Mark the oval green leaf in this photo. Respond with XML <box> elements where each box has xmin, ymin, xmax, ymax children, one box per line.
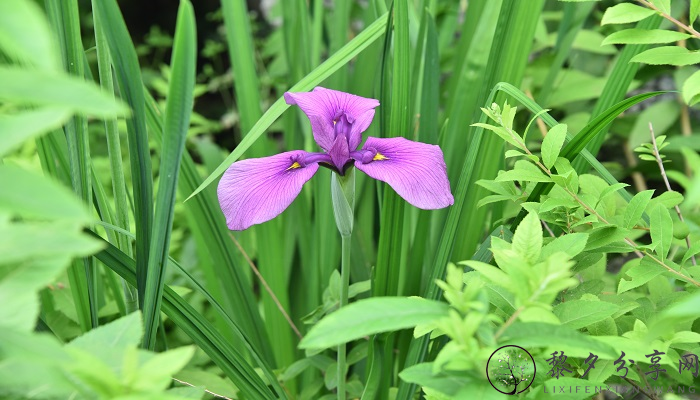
<box><xmin>601</xmin><ymin>3</ymin><xmax>656</xmax><ymax>25</ymax></box>
<box><xmin>300</xmin><ymin>297</ymin><xmax>449</xmax><ymax>350</ymax></box>
<box><xmin>602</xmin><ymin>29</ymin><xmax>691</xmax><ymax>45</ymax></box>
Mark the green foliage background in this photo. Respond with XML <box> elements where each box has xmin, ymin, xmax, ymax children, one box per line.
<box><xmin>1</xmin><ymin>0</ymin><xmax>700</xmax><ymax>399</ymax></box>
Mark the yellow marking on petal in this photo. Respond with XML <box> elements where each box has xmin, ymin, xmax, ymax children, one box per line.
<box><xmin>286</xmin><ymin>162</ymin><xmax>301</xmax><ymax>171</ymax></box>
<box><xmin>373</xmin><ymin>152</ymin><xmax>388</xmax><ymax>161</ymax></box>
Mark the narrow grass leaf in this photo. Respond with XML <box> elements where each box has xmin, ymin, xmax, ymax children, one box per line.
<box><xmin>221</xmin><ymin>0</ymin><xmax>262</xmax><ymax>137</ymax></box>
<box><xmin>142</xmin><ymin>0</ymin><xmax>197</xmax><ymax>350</ymax></box>
<box><xmin>92</xmin><ymin>0</ymin><xmax>154</xmax><ymax>311</ymax></box>
<box><xmin>44</xmin><ymin>0</ymin><xmax>98</xmax><ymax>330</ymax></box>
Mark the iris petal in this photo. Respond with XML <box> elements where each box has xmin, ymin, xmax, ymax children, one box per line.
<box><xmin>284</xmin><ymin>87</ymin><xmax>379</xmax><ymax>151</ymax></box>
<box><xmin>218</xmin><ymin>151</ymin><xmax>319</xmax><ymax>230</ymax></box>
<box><xmin>354</xmin><ymin>137</ymin><xmax>454</xmax><ymax>209</ymax></box>
<box><xmin>328</xmin><ymin>133</ymin><xmax>350</xmax><ymax>171</ymax></box>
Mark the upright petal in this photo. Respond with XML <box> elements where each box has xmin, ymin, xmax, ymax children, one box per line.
<box><xmin>284</xmin><ymin>87</ymin><xmax>379</xmax><ymax>151</ymax></box>
<box><xmin>328</xmin><ymin>133</ymin><xmax>351</xmax><ymax>171</ymax></box>
<box><xmin>218</xmin><ymin>151</ymin><xmax>319</xmax><ymax>230</ymax></box>
<box><xmin>354</xmin><ymin>137</ymin><xmax>454</xmax><ymax>209</ymax></box>
<box><xmin>347</xmin><ymin>108</ymin><xmax>376</xmax><ymax>150</ymax></box>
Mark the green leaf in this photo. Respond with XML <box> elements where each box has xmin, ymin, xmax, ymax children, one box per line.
<box><xmin>495</xmin><ymin>160</ymin><xmax>552</xmax><ymax>183</ymax></box>
<box><xmin>692</xmin><ymin>0</ymin><xmax>700</xmax><ymax>24</ymax></box>
<box><xmin>631</xmin><ymin>46</ymin><xmax>700</xmax><ymax>66</ymax></box>
<box><xmin>584</xmin><ymin>226</ymin><xmax>629</xmax><ymax>251</ymax></box>
<box><xmin>541</xmin><ymin>124</ymin><xmax>567</xmax><ymax>169</ymax></box>
<box><xmin>0</xmin><ymin>108</ymin><xmax>72</xmax><ymax>157</ymax></box>
<box><xmin>669</xmin><ymin>331</ymin><xmax>700</xmax><ymax>344</ymax></box>
<box><xmin>471</xmin><ymin>123</ymin><xmax>525</xmax><ymax>150</ymax></box>
<box><xmin>0</xmin><ymin>222</ymin><xmax>103</xmax><ymax>267</ymax></box>
<box><xmin>650</xmin><ymin>204</ymin><xmax>673</xmax><ymax>261</ymax></box>
<box><xmin>601</xmin><ymin>3</ymin><xmax>656</xmax><ymax>25</ymax></box>
<box><xmin>68</xmin><ymin>311</ymin><xmax>143</xmax><ymax>372</ymax></box>
<box><xmin>398</xmin><ymin>363</ymin><xmax>468</xmax><ymax>396</ymax></box>
<box><xmin>69</xmin><ymin>311</ymin><xmax>142</xmax><ymax>351</ymax></box>
<box><xmin>682</xmin><ymin>241</ymin><xmax>700</xmax><ymax>266</ymax></box>
<box><xmin>300</xmin><ymin>297</ymin><xmax>450</xmax><ymax>349</ymax></box>
<box><xmin>645</xmin><ymin>295</ymin><xmax>700</xmax><ymax>344</ymax></box>
<box><xmin>499</xmin><ymin>322</ymin><xmax>617</xmax><ymax>357</ymax></box>
<box><xmin>0</xmin><ymin>221</ymin><xmax>103</xmax><ymax>332</ymax></box>
<box><xmin>462</xmin><ymin>261</ymin><xmax>513</xmax><ymax>292</ymax></box>
<box><xmin>511</xmin><ymin>212</ymin><xmax>542</xmax><ymax>264</ymax></box>
<box><xmin>647</xmin><ymin>190</ymin><xmax>683</xmax><ymax>210</ymax></box>
<box><xmin>540</xmin><ymin>233</ymin><xmax>588</xmax><ymax>260</ymax></box>
<box><xmin>682</xmin><ymin>69</ymin><xmax>700</xmax><ymax>106</ymax></box>
<box><xmin>623</xmin><ymin>190</ymin><xmax>654</xmax><ymax>229</ymax></box>
<box><xmin>93</xmin><ymin>0</ymin><xmax>154</xmax><ymax>318</ymax></box>
<box><xmin>650</xmin><ymin>0</ymin><xmax>671</xmax><ymax>14</ymax></box>
<box><xmin>618</xmin><ymin>257</ymin><xmax>665</xmax><ymax>293</ymax></box>
<box><xmin>0</xmin><ymin>166</ymin><xmax>92</xmax><ymax>223</ymax></box>
<box><xmin>220</xmin><ymin>0</ymin><xmax>263</xmax><ymax>135</ymax></box>
<box><xmin>0</xmin><ymin>0</ymin><xmax>60</xmax><ymax>70</ymax></box>
<box><xmin>570</xmin><ymin>30</ymin><xmax>617</xmax><ymax>55</ymax></box>
<box><xmin>142</xmin><ymin>0</ymin><xmax>197</xmax><ymax>351</ymax></box>
<box><xmin>553</xmin><ymin>300</ymin><xmax>620</xmax><ymax>329</ymax></box>
<box><xmin>602</xmin><ymin>29</ymin><xmax>691</xmax><ymax>45</ymax></box>
<box><xmin>0</xmin><ymin>66</ymin><xmax>128</xmax><ymax>117</ymax></box>
<box><xmin>136</xmin><ymin>346</ymin><xmax>196</xmax><ymax>392</ymax></box>
<box><xmin>174</xmin><ymin>370</ymin><xmax>237</xmax><ymax>399</ymax></box>
<box><xmin>598</xmin><ymin>182</ymin><xmax>629</xmax><ymax>202</ymax></box>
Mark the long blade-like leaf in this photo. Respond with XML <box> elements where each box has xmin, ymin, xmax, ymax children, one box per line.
<box><xmin>44</xmin><ymin>0</ymin><xmax>97</xmax><ymax>331</ymax></box>
<box><xmin>141</xmin><ymin>0</ymin><xmax>197</xmax><ymax>350</ymax></box>
<box><xmin>92</xmin><ymin>0</ymin><xmax>154</xmax><ymax>309</ymax></box>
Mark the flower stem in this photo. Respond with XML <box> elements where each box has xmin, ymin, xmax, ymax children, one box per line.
<box><xmin>330</xmin><ymin>169</ymin><xmax>354</xmax><ymax>399</ymax></box>
<box><xmin>338</xmin><ymin>233</ymin><xmax>351</xmax><ymax>400</ymax></box>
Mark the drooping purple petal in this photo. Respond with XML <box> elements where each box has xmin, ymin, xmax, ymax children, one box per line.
<box><xmin>284</xmin><ymin>87</ymin><xmax>379</xmax><ymax>152</ymax></box>
<box><xmin>354</xmin><ymin>137</ymin><xmax>454</xmax><ymax>209</ymax></box>
<box><xmin>218</xmin><ymin>151</ymin><xmax>319</xmax><ymax>230</ymax></box>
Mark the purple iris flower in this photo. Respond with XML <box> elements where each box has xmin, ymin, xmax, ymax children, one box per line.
<box><xmin>218</xmin><ymin>87</ymin><xmax>454</xmax><ymax>230</ymax></box>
